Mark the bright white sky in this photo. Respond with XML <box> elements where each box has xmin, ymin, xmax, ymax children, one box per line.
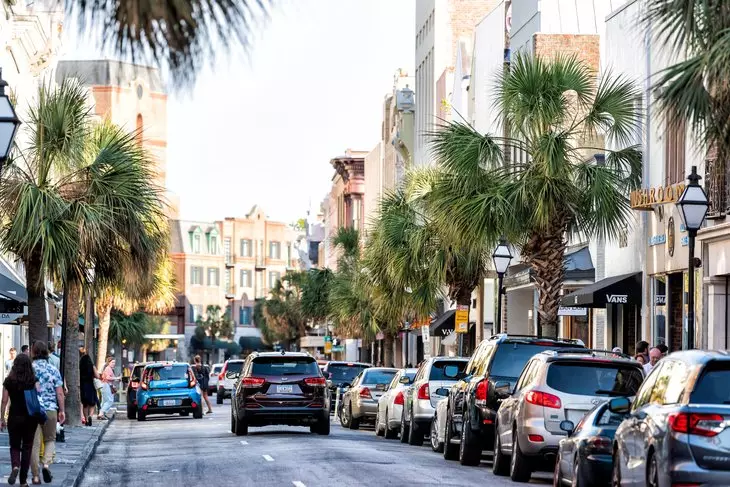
<box><xmin>65</xmin><ymin>0</ymin><xmax>415</xmax><ymax>224</ymax></box>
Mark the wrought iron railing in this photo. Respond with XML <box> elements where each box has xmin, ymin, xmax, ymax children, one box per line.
<box><xmin>705</xmin><ymin>154</ymin><xmax>727</xmax><ymax>219</ymax></box>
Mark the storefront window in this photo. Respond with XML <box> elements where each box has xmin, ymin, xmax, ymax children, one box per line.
<box><xmin>653</xmin><ymin>277</ymin><xmax>667</xmax><ymax>348</ymax></box>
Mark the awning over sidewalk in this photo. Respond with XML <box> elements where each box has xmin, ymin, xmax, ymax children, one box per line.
<box><xmin>561</xmin><ymin>272</ymin><xmax>642</xmax><ymax>308</ymax></box>
<box><xmin>429</xmin><ymin>309</ymin><xmax>455</xmax><ymax>338</ymax></box>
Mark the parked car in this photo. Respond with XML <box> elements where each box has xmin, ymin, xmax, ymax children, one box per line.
<box><xmin>230</xmin><ymin>351</ymin><xmax>330</xmax><ymax>436</ymax></box>
<box><xmin>126</xmin><ymin>362</ymin><xmax>150</xmax><ymax>420</ymax></box>
<box><xmin>611</xmin><ymin>350</ymin><xmax>730</xmax><ymax>487</ymax></box>
<box><xmin>554</xmin><ymin>400</ymin><xmax>630</xmax><ymax>487</ymax></box>
<box><xmin>443</xmin><ymin>334</ymin><xmax>585</xmax><ymax>465</ymax></box>
<box><xmin>340</xmin><ymin>367</ymin><xmax>398</xmax><ymax>430</ymax></box>
<box><xmin>402</xmin><ymin>357</ymin><xmax>469</xmax><ymax>446</ymax></box>
<box><xmin>208</xmin><ymin>363</ymin><xmax>223</xmax><ymax>395</ymax></box>
<box><xmin>217</xmin><ymin>359</ymin><xmax>246</xmax><ymax>404</ymax></box>
<box><xmin>493</xmin><ymin>349</ymin><xmax>643</xmax><ymax>482</ymax></box>
<box><xmin>136</xmin><ymin>362</ymin><xmax>203</xmax><ymax>421</ymax></box>
<box><xmin>322</xmin><ymin>361</ymin><xmax>371</xmax><ymax>413</ymax></box>
<box><xmin>375</xmin><ymin>367</ymin><xmax>417</xmax><ymax>439</ymax></box>
<box><xmin>431</xmin><ymin>394</ymin><xmax>450</xmax><ymax>453</ymax></box>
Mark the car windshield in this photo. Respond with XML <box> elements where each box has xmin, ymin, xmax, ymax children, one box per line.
<box><xmin>251</xmin><ymin>357</ymin><xmax>319</xmax><ymax>376</ymax></box>
<box><xmin>211</xmin><ymin>365</ymin><xmax>222</xmax><ymax>374</ymax></box>
<box><xmin>148</xmin><ymin>365</ymin><xmax>189</xmax><ymax>381</ymax></box>
<box><xmin>226</xmin><ymin>362</ymin><xmax>244</xmax><ymax>374</ymax></box>
<box><xmin>491</xmin><ymin>343</ymin><xmax>581</xmax><ymax>378</ymax></box>
<box><xmin>429</xmin><ymin>361</ymin><xmax>467</xmax><ymax>381</ymax></box>
<box><xmin>546</xmin><ymin>362</ymin><xmax>644</xmax><ymax>397</ymax></box>
<box><xmin>362</xmin><ymin>369</ymin><xmax>397</xmax><ymax>385</ymax></box>
<box><xmin>326</xmin><ymin>364</ymin><xmax>369</xmax><ymax>383</ymax></box>
<box><xmin>691</xmin><ymin>363</ymin><xmax>730</xmax><ymax>404</ymax></box>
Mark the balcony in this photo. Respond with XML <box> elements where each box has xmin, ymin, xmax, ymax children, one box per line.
<box><xmin>255</xmin><ymin>255</ymin><xmax>266</xmax><ymax>270</ymax></box>
<box><xmin>705</xmin><ymin>154</ymin><xmax>727</xmax><ymax>219</ymax></box>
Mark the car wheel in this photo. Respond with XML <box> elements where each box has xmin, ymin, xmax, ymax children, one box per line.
<box><xmin>442</xmin><ymin>412</ymin><xmax>459</xmax><ymax>460</ymax></box>
<box><xmin>217</xmin><ymin>392</ymin><xmax>224</xmax><ymax>405</ymax></box>
<box><xmin>400</xmin><ymin>408</ymin><xmax>409</xmax><ymax>444</ymax></box>
<box><xmin>311</xmin><ymin>418</ymin><xmax>330</xmax><ymax>436</ymax></box>
<box><xmin>509</xmin><ymin>429</ymin><xmax>531</xmax><ymax>483</ymax></box>
<box><xmin>231</xmin><ymin>413</ymin><xmax>236</xmax><ymax>434</ymax></box>
<box><xmin>137</xmin><ymin>411</ymin><xmax>146</xmax><ymax>422</ymax></box>
<box><xmin>375</xmin><ymin>409</ymin><xmax>385</xmax><ymax>437</ymax></box>
<box><xmin>234</xmin><ymin>415</ymin><xmax>248</xmax><ymax>436</ymax></box>
<box><xmin>458</xmin><ymin>411</ymin><xmax>482</xmax><ymax>466</ymax></box>
<box><xmin>553</xmin><ymin>454</ymin><xmax>563</xmax><ymax>487</ymax></box>
<box><xmin>179</xmin><ymin>411</ymin><xmax>190</xmax><ymax>417</ymax></box>
<box><xmin>430</xmin><ymin>418</ymin><xmax>443</xmax><ymax>452</ymax></box>
<box><xmin>492</xmin><ymin>424</ymin><xmax>509</xmax><ymax>476</ymax></box>
<box><xmin>347</xmin><ymin>405</ymin><xmax>360</xmax><ymax>430</ymax></box>
<box><xmin>384</xmin><ymin>411</ymin><xmax>398</xmax><ymax>440</ymax></box>
<box><xmin>611</xmin><ymin>449</ymin><xmax>622</xmax><ymax>487</ymax></box>
<box><xmin>193</xmin><ymin>407</ymin><xmax>203</xmax><ymax>419</ymax></box>
<box><xmin>339</xmin><ymin>400</ymin><xmax>350</xmax><ymax>428</ymax></box>
<box><xmin>127</xmin><ymin>406</ymin><xmax>137</xmax><ymax>420</ymax></box>
<box><xmin>647</xmin><ymin>451</ymin><xmax>659</xmax><ymax>487</ymax></box>
<box><xmin>574</xmin><ymin>457</ymin><xmax>587</xmax><ymax>487</ymax></box>
<box><xmin>407</xmin><ymin>410</ymin><xmax>423</xmax><ymax>446</ymax></box>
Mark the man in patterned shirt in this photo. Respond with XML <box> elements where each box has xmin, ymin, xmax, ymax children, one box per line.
<box><xmin>30</xmin><ymin>341</ymin><xmax>65</xmax><ymax>484</ymax></box>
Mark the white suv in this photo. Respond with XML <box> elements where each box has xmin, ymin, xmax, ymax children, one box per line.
<box><xmin>216</xmin><ymin>359</ymin><xmax>246</xmax><ymax>404</ymax></box>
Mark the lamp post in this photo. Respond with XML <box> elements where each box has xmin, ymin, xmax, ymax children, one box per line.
<box><xmin>676</xmin><ymin>166</ymin><xmax>709</xmax><ymax>350</ymax></box>
<box><xmin>0</xmin><ymin>69</ymin><xmax>20</xmax><ymax>170</ymax></box>
<box><xmin>492</xmin><ymin>236</ymin><xmax>513</xmax><ymax>334</ymax></box>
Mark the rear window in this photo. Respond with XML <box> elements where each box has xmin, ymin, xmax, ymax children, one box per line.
<box><xmin>546</xmin><ymin>362</ymin><xmax>643</xmax><ymax>397</ymax></box>
<box><xmin>491</xmin><ymin>343</ymin><xmax>580</xmax><ymax>378</ymax></box>
<box><xmin>131</xmin><ymin>366</ymin><xmax>145</xmax><ymax>381</ymax></box>
<box><xmin>148</xmin><ymin>365</ymin><xmax>189</xmax><ymax>381</ymax></box>
<box><xmin>211</xmin><ymin>365</ymin><xmax>222</xmax><ymax>374</ymax></box>
<box><xmin>326</xmin><ymin>364</ymin><xmax>369</xmax><ymax>383</ymax></box>
<box><xmin>251</xmin><ymin>357</ymin><xmax>319</xmax><ymax>376</ymax></box>
<box><xmin>429</xmin><ymin>361</ymin><xmax>468</xmax><ymax>381</ymax></box>
<box><xmin>362</xmin><ymin>369</ymin><xmax>397</xmax><ymax>385</ymax></box>
<box><xmin>226</xmin><ymin>362</ymin><xmax>244</xmax><ymax>374</ymax></box>
<box><xmin>691</xmin><ymin>363</ymin><xmax>730</xmax><ymax>404</ymax></box>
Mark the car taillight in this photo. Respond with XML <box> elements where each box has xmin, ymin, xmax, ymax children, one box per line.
<box><xmin>394</xmin><ymin>391</ymin><xmax>404</xmax><ymax>405</ymax></box>
<box><xmin>585</xmin><ymin>436</ymin><xmax>612</xmax><ymax>453</ymax></box>
<box><xmin>219</xmin><ymin>372</ymin><xmax>224</xmax><ymax>381</ymax></box>
<box><xmin>417</xmin><ymin>383</ymin><xmax>430</xmax><ymax>400</ymax></box>
<box><xmin>525</xmin><ymin>390</ymin><xmax>562</xmax><ymax>409</ymax></box>
<box><xmin>140</xmin><ymin>381</ymin><xmax>148</xmax><ymax>390</ymax></box>
<box><xmin>360</xmin><ymin>387</ymin><xmax>372</xmax><ymax>399</ymax></box>
<box><xmin>305</xmin><ymin>377</ymin><xmax>326</xmax><ymax>386</ymax></box>
<box><xmin>475</xmin><ymin>379</ymin><xmax>488</xmax><ymax>405</ymax></box>
<box><xmin>242</xmin><ymin>377</ymin><xmax>265</xmax><ymax>388</ymax></box>
<box><xmin>669</xmin><ymin>413</ymin><xmax>725</xmax><ymax>437</ymax></box>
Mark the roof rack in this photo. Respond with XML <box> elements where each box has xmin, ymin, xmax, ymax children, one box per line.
<box><xmin>543</xmin><ymin>348</ymin><xmax>632</xmax><ymax>360</ymax></box>
<box><xmin>489</xmin><ymin>333</ymin><xmax>585</xmax><ymax>346</ymax></box>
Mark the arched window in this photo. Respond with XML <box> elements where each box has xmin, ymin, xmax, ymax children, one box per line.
<box><xmin>135</xmin><ymin>114</ymin><xmax>143</xmax><ymax>146</ymax></box>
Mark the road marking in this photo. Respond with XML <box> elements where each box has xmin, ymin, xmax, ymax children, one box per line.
<box><xmin>262</xmin><ymin>454</ymin><xmax>274</xmax><ymax>462</ymax></box>
<box><xmin>292</xmin><ymin>482</ymin><xmax>306</xmax><ymax>487</ymax></box>
<box><xmin>240</xmin><ymin>440</ymin><xmax>248</xmax><ymax>445</ymax></box>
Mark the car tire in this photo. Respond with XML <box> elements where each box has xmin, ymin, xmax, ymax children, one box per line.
<box><xmin>347</xmin><ymin>405</ymin><xmax>360</xmax><ymax>430</ymax></box>
<box><xmin>375</xmin><ymin>410</ymin><xmax>385</xmax><ymax>437</ymax></box>
<box><xmin>443</xmin><ymin>413</ymin><xmax>459</xmax><ymax>460</ymax></box>
<box><xmin>179</xmin><ymin>411</ymin><xmax>190</xmax><ymax>417</ymax></box>
<box><xmin>127</xmin><ymin>406</ymin><xmax>137</xmax><ymax>420</ymax></box>
<box><xmin>137</xmin><ymin>411</ymin><xmax>146</xmax><ymax>422</ymax></box>
<box><xmin>612</xmin><ymin>449</ymin><xmax>622</xmax><ymax>487</ymax></box>
<box><xmin>492</xmin><ymin>424</ymin><xmax>510</xmax><ymax>476</ymax></box>
<box><xmin>384</xmin><ymin>411</ymin><xmax>397</xmax><ymax>439</ymax></box>
<box><xmin>553</xmin><ymin>454</ymin><xmax>563</xmax><ymax>487</ymax></box>
<box><xmin>234</xmin><ymin>415</ymin><xmax>248</xmax><ymax>436</ymax></box>
<box><xmin>647</xmin><ymin>451</ymin><xmax>659</xmax><ymax>487</ymax></box>
<box><xmin>510</xmin><ymin>429</ymin><xmax>532</xmax><ymax>483</ymax></box>
<box><xmin>400</xmin><ymin>408</ymin><xmax>409</xmax><ymax>444</ymax></box>
<box><xmin>573</xmin><ymin>457</ymin><xmax>587</xmax><ymax>487</ymax></box>
<box><xmin>459</xmin><ymin>411</ymin><xmax>481</xmax><ymax>466</ymax></box>
<box><xmin>231</xmin><ymin>413</ymin><xmax>236</xmax><ymax>434</ymax></box>
<box><xmin>193</xmin><ymin>407</ymin><xmax>203</xmax><ymax>419</ymax></box>
<box><xmin>311</xmin><ymin>418</ymin><xmax>330</xmax><ymax>436</ymax></box>
<box><xmin>217</xmin><ymin>392</ymin><xmax>224</xmax><ymax>405</ymax></box>
<box><xmin>430</xmin><ymin>418</ymin><xmax>443</xmax><ymax>453</ymax></box>
<box><xmin>407</xmin><ymin>412</ymin><xmax>424</xmax><ymax>446</ymax></box>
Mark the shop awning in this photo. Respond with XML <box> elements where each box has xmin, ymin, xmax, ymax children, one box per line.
<box><xmin>429</xmin><ymin>310</ymin><xmax>455</xmax><ymax>337</ymax></box>
<box><xmin>561</xmin><ymin>272</ymin><xmax>642</xmax><ymax>308</ymax></box>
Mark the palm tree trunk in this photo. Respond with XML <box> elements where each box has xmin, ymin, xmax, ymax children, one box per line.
<box><xmin>63</xmin><ymin>280</ymin><xmax>82</xmax><ymax>427</ymax></box>
<box><xmin>383</xmin><ymin>333</ymin><xmax>395</xmax><ymax>367</ymax></box>
<box><xmin>95</xmin><ymin>296</ymin><xmax>113</xmax><ymax>370</ymax></box>
<box><xmin>83</xmin><ymin>289</ymin><xmax>95</xmax><ymax>362</ymax></box>
<box><xmin>25</xmin><ymin>251</ymin><xmax>47</xmax><ymax>345</ymax></box>
<box><xmin>525</xmin><ymin>231</ymin><xmax>567</xmax><ymax>339</ymax></box>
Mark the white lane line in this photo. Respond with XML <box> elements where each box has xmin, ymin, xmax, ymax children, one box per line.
<box><xmin>240</xmin><ymin>440</ymin><xmax>248</xmax><ymax>445</ymax></box>
<box><xmin>262</xmin><ymin>454</ymin><xmax>274</xmax><ymax>462</ymax></box>
<box><xmin>292</xmin><ymin>482</ymin><xmax>306</xmax><ymax>487</ymax></box>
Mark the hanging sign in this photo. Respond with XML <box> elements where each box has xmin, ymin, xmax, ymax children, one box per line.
<box><xmin>630</xmin><ymin>183</ymin><xmax>685</xmax><ymax>210</ymax></box>
<box><xmin>421</xmin><ymin>325</ymin><xmax>430</xmax><ymax>343</ymax></box>
<box><xmin>455</xmin><ymin>305</ymin><xmax>469</xmax><ymax>333</ymax></box>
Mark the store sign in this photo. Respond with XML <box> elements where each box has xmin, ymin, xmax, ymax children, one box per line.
<box><xmin>606</xmin><ymin>294</ymin><xmax>628</xmax><ymax>304</ymax></box>
<box><xmin>655</xmin><ymin>295</ymin><xmax>666</xmax><ymax>306</ymax></box>
<box><xmin>455</xmin><ymin>305</ymin><xmax>469</xmax><ymax>333</ymax></box>
<box><xmin>324</xmin><ymin>336</ymin><xmax>332</xmax><ymax>354</ymax></box>
<box><xmin>630</xmin><ymin>183</ymin><xmax>685</xmax><ymax>209</ymax></box>
<box><xmin>558</xmin><ymin>307</ymin><xmax>587</xmax><ymax>316</ymax></box>
<box><xmin>0</xmin><ymin>313</ymin><xmax>23</xmax><ymax>324</ymax></box>
<box><xmin>681</xmin><ymin>236</ymin><xmax>689</xmax><ymax>247</ymax></box>
<box><xmin>649</xmin><ymin>234</ymin><xmax>666</xmax><ymax>246</ymax></box>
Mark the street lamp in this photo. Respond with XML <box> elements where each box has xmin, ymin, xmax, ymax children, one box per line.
<box><xmin>492</xmin><ymin>236</ymin><xmax>513</xmax><ymax>334</ymax></box>
<box><xmin>0</xmin><ymin>69</ymin><xmax>20</xmax><ymax>169</ymax></box>
<box><xmin>676</xmin><ymin>165</ymin><xmax>709</xmax><ymax>350</ymax></box>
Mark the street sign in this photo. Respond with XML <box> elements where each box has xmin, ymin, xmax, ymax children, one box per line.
<box><xmin>455</xmin><ymin>305</ymin><xmax>469</xmax><ymax>333</ymax></box>
<box><xmin>324</xmin><ymin>335</ymin><xmax>332</xmax><ymax>354</ymax></box>
<box><xmin>421</xmin><ymin>325</ymin><xmax>430</xmax><ymax>342</ymax></box>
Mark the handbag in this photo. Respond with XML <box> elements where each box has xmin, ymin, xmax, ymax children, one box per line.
<box><xmin>93</xmin><ymin>378</ymin><xmax>103</xmax><ymax>390</ymax></box>
<box><xmin>24</xmin><ymin>388</ymin><xmax>48</xmax><ymax>424</ymax></box>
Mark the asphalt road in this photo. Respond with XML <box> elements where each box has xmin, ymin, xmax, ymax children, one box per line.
<box><xmin>79</xmin><ymin>399</ymin><xmax>553</xmax><ymax>487</ymax></box>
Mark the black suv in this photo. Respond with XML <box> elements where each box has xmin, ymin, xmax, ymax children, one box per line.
<box><xmin>443</xmin><ymin>334</ymin><xmax>585</xmax><ymax>465</ymax></box>
<box><xmin>321</xmin><ymin>361</ymin><xmax>371</xmax><ymax>413</ymax></box>
<box><xmin>230</xmin><ymin>351</ymin><xmax>330</xmax><ymax>436</ymax></box>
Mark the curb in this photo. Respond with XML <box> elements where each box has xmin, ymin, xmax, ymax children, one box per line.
<box><xmin>62</xmin><ymin>417</ymin><xmax>114</xmax><ymax>487</ymax></box>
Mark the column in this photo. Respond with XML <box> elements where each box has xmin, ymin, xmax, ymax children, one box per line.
<box><xmin>705</xmin><ymin>276</ymin><xmax>729</xmax><ymax>350</ymax></box>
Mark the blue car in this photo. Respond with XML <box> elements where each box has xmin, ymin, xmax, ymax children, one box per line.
<box><xmin>136</xmin><ymin>362</ymin><xmax>203</xmax><ymax>421</ymax></box>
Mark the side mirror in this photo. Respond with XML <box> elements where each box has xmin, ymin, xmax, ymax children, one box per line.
<box><xmin>226</xmin><ymin>371</ymin><xmax>240</xmax><ymax>379</ymax></box>
<box><xmin>494</xmin><ymin>381</ymin><xmax>512</xmax><ymax>399</ymax></box>
<box><xmin>560</xmin><ymin>420</ymin><xmax>575</xmax><ymax>436</ymax></box>
<box><xmin>434</xmin><ymin>387</ymin><xmax>449</xmax><ymax>397</ymax></box>
<box><xmin>399</xmin><ymin>376</ymin><xmax>410</xmax><ymax>384</ymax></box>
<box><xmin>608</xmin><ymin>396</ymin><xmax>631</xmax><ymax>414</ymax></box>
<box><xmin>326</xmin><ymin>380</ymin><xmax>333</xmax><ymax>388</ymax></box>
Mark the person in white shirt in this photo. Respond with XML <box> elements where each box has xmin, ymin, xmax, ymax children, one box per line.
<box><xmin>4</xmin><ymin>347</ymin><xmax>16</xmax><ymax>375</ymax></box>
<box><xmin>643</xmin><ymin>347</ymin><xmax>662</xmax><ymax>375</ymax></box>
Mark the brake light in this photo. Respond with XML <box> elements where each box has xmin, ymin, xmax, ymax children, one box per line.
<box><xmin>528</xmin><ymin>434</ymin><xmax>544</xmax><ymax>442</ymax></box>
<box><xmin>394</xmin><ymin>391</ymin><xmax>404</xmax><ymax>405</ymax></box>
<box><xmin>475</xmin><ymin>379</ymin><xmax>488</xmax><ymax>406</ymax></box>
<box><xmin>191</xmin><ymin>401</ymin><xmax>198</xmax><ymax>409</ymax></box>
<box><xmin>525</xmin><ymin>390</ymin><xmax>562</xmax><ymax>409</ymax></box>
<box><xmin>585</xmin><ymin>436</ymin><xmax>612</xmax><ymax>453</ymax></box>
<box><xmin>534</xmin><ymin>341</ymin><xmax>554</xmax><ymax>346</ymax></box>
<box><xmin>669</xmin><ymin>413</ymin><xmax>725</xmax><ymax>437</ymax></box>
<box><xmin>305</xmin><ymin>377</ymin><xmax>326</xmax><ymax>386</ymax></box>
<box><xmin>417</xmin><ymin>383</ymin><xmax>430</xmax><ymax>400</ymax></box>
<box><xmin>242</xmin><ymin>377</ymin><xmax>265</xmax><ymax>388</ymax></box>
<box><xmin>360</xmin><ymin>387</ymin><xmax>372</xmax><ymax>399</ymax></box>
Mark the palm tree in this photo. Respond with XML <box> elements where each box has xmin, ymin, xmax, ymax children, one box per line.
<box><xmin>427</xmin><ymin>53</ymin><xmax>642</xmax><ymax>337</ymax></box>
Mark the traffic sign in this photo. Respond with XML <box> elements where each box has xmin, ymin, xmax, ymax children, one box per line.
<box><xmin>324</xmin><ymin>335</ymin><xmax>332</xmax><ymax>354</ymax></box>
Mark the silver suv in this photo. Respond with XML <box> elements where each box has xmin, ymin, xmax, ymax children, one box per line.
<box><xmin>403</xmin><ymin>357</ymin><xmax>468</xmax><ymax>446</ymax></box>
<box><xmin>493</xmin><ymin>349</ymin><xmax>644</xmax><ymax>482</ymax></box>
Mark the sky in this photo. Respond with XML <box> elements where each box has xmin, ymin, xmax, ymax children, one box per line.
<box><xmin>64</xmin><ymin>0</ymin><xmax>416</xmax><ymax>224</ymax></box>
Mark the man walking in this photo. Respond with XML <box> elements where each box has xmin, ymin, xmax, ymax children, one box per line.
<box><xmin>5</xmin><ymin>347</ymin><xmax>16</xmax><ymax>374</ymax></box>
<box><xmin>47</xmin><ymin>342</ymin><xmax>60</xmax><ymax>371</ymax></box>
<box><xmin>643</xmin><ymin>347</ymin><xmax>662</xmax><ymax>375</ymax></box>
<box><xmin>30</xmin><ymin>341</ymin><xmax>65</xmax><ymax>484</ymax></box>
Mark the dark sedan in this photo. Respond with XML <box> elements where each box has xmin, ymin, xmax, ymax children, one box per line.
<box><xmin>555</xmin><ymin>401</ymin><xmax>628</xmax><ymax>487</ymax></box>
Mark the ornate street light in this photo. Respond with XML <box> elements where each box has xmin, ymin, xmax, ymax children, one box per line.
<box><xmin>676</xmin><ymin>165</ymin><xmax>709</xmax><ymax>350</ymax></box>
<box><xmin>492</xmin><ymin>236</ymin><xmax>513</xmax><ymax>334</ymax></box>
<box><xmin>0</xmin><ymin>69</ymin><xmax>20</xmax><ymax>169</ymax></box>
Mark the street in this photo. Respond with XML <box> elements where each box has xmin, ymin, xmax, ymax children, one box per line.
<box><xmin>79</xmin><ymin>400</ymin><xmax>552</xmax><ymax>487</ymax></box>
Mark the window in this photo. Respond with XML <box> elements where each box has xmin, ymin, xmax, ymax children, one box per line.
<box><xmin>209</xmin><ymin>235</ymin><xmax>218</xmax><ymax>254</ymax></box>
<box><xmin>545</xmin><ymin>362</ymin><xmax>644</xmax><ymax>397</ymax></box>
<box><xmin>665</xmin><ymin>114</ymin><xmax>686</xmax><ymax>185</ymax></box>
<box><xmin>362</xmin><ymin>369</ymin><xmax>397</xmax><ymax>385</ymax></box>
<box><xmin>269</xmin><ymin>241</ymin><xmax>281</xmax><ymax>259</ymax></box>
<box><xmin>189</xmin><ymin>304</ymin><xmax>203</xmax><ymax>322</ymax></box>
<box><xmin>240</xmin><ymin>239</ymin><xmax>252</xmax><ymax>257</ymax></box>
<box><xmin>632</xmin><ymin>362</ymin><xmax>663</xmax><ymax>411</ymax></box>
<box><xmin>324</xmin><ymin>364</ymin><xmax>368</xmax><ymax>383</ymax></box>
<box><xmin>148</xmin><ymin>364</ymin><xmax>189</xmax><ymax>381</ymax></box>
<box><xmin>251</xmin><ymin>356</ymin><xmax>319</xmax><ymax>376</ymax></box>
<box><xmin>192</xmin><ymin>234</ymin><xmax>201</xmax><ymax>253</ymax></box>
<box><xmin>240</xmin><ymin>269</ymin><xmax>252</xmax><ymax>287</ymax></box>
<box><xmin>224</xmin><ymin>269</ymin><xmax>231</xmax><ymax>292</ymax></box>
<box><xmin>268</xmin><ymin>271</ymin><xmax>281</xmax><ymax>289</ymax></box>
<box><xmin>661</xmin><ymin>360</ymin><xmax>690</xmax><ymax>404</ymax></box>
<box><xmin>239</xmin><ymin>306</ymin><xmax>252</xmax><ymax>325</ymax></box>
<box><xmin>515</xmin><ymin>360</ymin><xmax>538</xmax><ymax>392</ymax></box>
<box><xmin>429</xmin><ymin>360</ymin><xmax>468</xmax><ymax>381</ymax></box>
<box><xmin>190</xmin><ymin>266</ymin><xmax>203</xmax><ymax>285</ymax></box>
<box><xmin>691</xmin><ymin>362</ymin><xmax>730</xmax><ymax>404</ymax></box>
<box><xmin>490</xmin><ymin>343</ymin><xmax>582</xmax><ymax>379</ymax></box>
<box><xmin>207</xmin><ymin>267</ymin><xmax>219</xmax><ymax>286</ymax></box>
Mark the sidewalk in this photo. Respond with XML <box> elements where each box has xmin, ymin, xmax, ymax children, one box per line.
<box><xmin>0</xmin><ymin>417</ymin><xmax>112</xmax><ymax>487</ymax></box>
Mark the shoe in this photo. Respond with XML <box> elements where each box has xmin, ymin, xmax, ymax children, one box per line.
<box><xmin>31</xmin><ymin>477</ymin><xmax>40</xmax><ymax>485</ymax></box>
<box><xmin>41</xmin><ymin>467</ymin><xmax>52</xmax><ymax>484</ymax></box>
<box><xmin>8</xmin><ymin>466</ymin><xmax>18</xmax><ymax>485</ymax></box>
<box><xmin>206</xmin><ymin>410</ymin><xmax>213</xmax><ymax>414</ymax></box>
<box><xmin>87</xmin><ymin>416</ymin><xmax>92</xmax><ymax>427</ymax></box>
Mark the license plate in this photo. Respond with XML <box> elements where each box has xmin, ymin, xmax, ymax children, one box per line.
<box><xmin>276</xmin><ymin>385</ymin><xmax>293</xmax><ymax>393</ymax></box>
<box><xmin>376</xmin><ymin>384</ymin><xmax>386</xmax><ymax>391</ymax></box>
<box><xmin>160</xmin><ymin>399</ymin><xmax>179</xmax><ymax>407</ymax></box>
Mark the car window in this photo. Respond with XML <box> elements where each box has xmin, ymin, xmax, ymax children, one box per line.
<box><xmin>251</xmin><ymin>357</ymin><xmax>319</xmax><ymax>376</ymax></box>
<box><xmin>325</xmin><ymin>364</ymin><xmax>369</xmax><ymax>383</ymax></box>
<box><xmin>363</xmin><ymin>369</ymin><xmax>397</xmax><ymax>385</ymax></box>
<box><xmin>595</xmin><ymin>405</ymin><xmax>628</xmax><ymax>427</ymax></box>
<box><xmin>475</xmin><ymin>345</ymin><xmax>496</xmax><ymax>376</ymax></box>
<box><xmin>429</xmin><ymin>361</ymin><xmax>467</xmax><ymax>381</ymax></box>
<box><xmin>691</xmin><ymin>362</ymin><xmax>730</xmax><ymax>404</ymax></box>
<box><xmin>515</xmin><ymin>360</ymin><xmax>537</xmax><ymax>392</ymax></box>
<box><xmin>660</xmin><ymin>360</ymin><xmax>690</xmax><ymax>405</ymax></box>
<box><xmin>632</xmin><ymin>362</ymin><xmax>663</xmax><ymax>411</ymax></box>
<box><xmin>648</xmin><ymin>361</ymin><xmax>674</xmax><ymax>404</ymax></box>
<box><xmin>490</xmin><ymin>343</ymin><xmax>577</xmax><ymax>378</ymax></box>
<box><xmin>226</xmin><ymin>362</ymin><xmax>244</xmax><ymax>374</ymax></box>
<box><xmin>149</xmin><ymin>364</ymin><xmax>189</xmax><ymax>381</ymax></box>
<box><xmin>466</xmin><ymin>342</ymin><xmax>486</xmax><ymax>375</ymax></box>
<box><xmin>545</xmin><ymin>362</ymin><xmax>643</xmax><ymax>397</ymax></box>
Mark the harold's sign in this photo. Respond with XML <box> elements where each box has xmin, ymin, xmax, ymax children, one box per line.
<box><xmin>630</xmin><ymin>183</ymin><xmax>685</xmax><ymax>210</ymax></box>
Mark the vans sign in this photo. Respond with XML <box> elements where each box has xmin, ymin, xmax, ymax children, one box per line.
<box><xmin>606</xmin><ymin>294</ymin><xmax>628</xmax><ymax>304</ymax></box>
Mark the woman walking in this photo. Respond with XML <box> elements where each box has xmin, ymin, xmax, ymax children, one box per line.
<box><xmin>1</xmin><ymin>354</ymin><xmax>40</xmax><ymax>486</ymax></box>
<box><xmin>79</xmin><ymin>354</ymin><xmax>100</xmax><ymax>426</ymax></box>
<box><xmin>98</xmin><ymin>358</ymin><xmax>120</xmax><ymax>420</ymax></box>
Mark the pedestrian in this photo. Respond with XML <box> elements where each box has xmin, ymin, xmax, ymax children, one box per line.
<box><xmin>193</xmin><ymin>355</ymin><xmax>213</xmax><ymax>414</ymax></box>
<box><xmin>30</xmin><ymin>341</ymin><xmax>64</xmax><ymax>485</ymax></box>
<box><xmin>98</xmin><ymin>358</ymin><xmax>120</xmax><ymax>420</ymax></box>
<box><xmin>611</xmin><ymin>346</ymin><xmax>623</xmax><ymax>357</ymax></box>
<box><xmin>5</xmin><ymin>347</ymin><xmax>16</xmax><ymax>374</ymax></box>
<box><xmin>20</xmin><ymin>345</ymin><xmax>29</xmax><ymax>356</ymax></box>
<box><xmin>657</xmin><ymin>343</ymin><xmax>669</xmax><ymax>356</ymax></box>
<box><xmin>1</xmin><ymin>354</ymin><xmax>40</xmax><ymax>486</ymax></box>
<box><xmin>635</xmin><ymin>340</ymin><xmax>649</xmax><ymax>362</ymax></box>
<box><xmin>79</xmin><ymin>353</ymin><xmax>101</xmax><ymax>426</ymax></box>
<box><xmin>46</xmin><ymin>343</ymin><xmax>60</xmax><ymax>371</ymax></box>
<box><xmin>635</xmin><ymin>354</ymin><xmax>647</xmax><ymax>366</ymax></box>
<box><xmin>643</xmin><ymin>347</ymin><xmax>662</xmax><ymax>375</ymax></box>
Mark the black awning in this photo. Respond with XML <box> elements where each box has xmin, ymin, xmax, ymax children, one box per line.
<box><xmin>561</xmin><ymin>272</ymin><xmax>642</xmax><ymax>308</ymax></box>
<box><xmin>429</xmin><ymin>309</ymin><xmax>455</xmax><ymax>337</ymax></box>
